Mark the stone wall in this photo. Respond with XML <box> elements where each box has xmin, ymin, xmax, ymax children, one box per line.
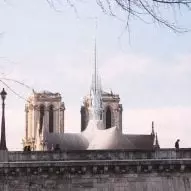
<box><xmin>1</xmin><ymin>172</ymin><xmax>191</xmax><ymax>191</ymax></box>
<box><xmin>0</xmin><ymin>149</ymin><xmax>191</xmax><ymax>191</ymax></box>
<box><xmin>7</xmin><ymin>148</ymin><xmax>191</xmax><ymax>161</ymax></box>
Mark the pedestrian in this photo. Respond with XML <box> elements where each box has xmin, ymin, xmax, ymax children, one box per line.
<box><xmin>175</xmin><ymin>139</ymin><xmax>180</xmax><ymax>149</ymax></box>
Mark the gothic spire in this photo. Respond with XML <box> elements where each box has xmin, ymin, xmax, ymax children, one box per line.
<box><xmin>89</xmin><ymin>19</ymin><xmax>103</xmax><ymax>120</ymax></box>
<box><xmin>91</xmin><ymin>18</ymin><xmax>101</xmax><ymax>94</ymax></box>
<box><xmin>154</xmin><ymin>133</ymin><xmax>160</xmax><ymax>149</ymax></box>
<box><xmin>151</xmin><ymin>121</ymin><xmax>155</xmax><ymax>136</ymax></box>
<box><xmin>94</xmin><ymin>34</ymin><xmax>97</xmax><ymax>93</ymax></box>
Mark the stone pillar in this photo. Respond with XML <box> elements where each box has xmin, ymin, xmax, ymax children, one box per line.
<box><xmin>119</xmin><ymin>104</ymin><xmax>123</xmax><ymax>132</ymax></box>
<box><xmin>44</xmin><ymin>105</ymin><xmax>49</xmax><ymax>133</ymax></box>
<box><xmin>25</xmin><ymin>105</ymin><xmax>29</xmax><ymax>140</ymax></box>
<box><xmin>28</xmin><ymin>104</ymin><xmax>33</xmax><ymax>141</ymax></box>
<box><xmin>60</xmin><ymin>105</ymin><xmax>65</xmax><ymax>133</ymax></box>
<box><xmin>62</xmin><ymin>108</ymin><xmax>65</xmax><ymax>132</ymax></box>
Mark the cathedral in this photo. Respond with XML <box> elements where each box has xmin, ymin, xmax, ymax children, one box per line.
<box><xmin>23</xmin><ymin>56</ymin><xmax>159</xmax><ymax>151</ymax></box>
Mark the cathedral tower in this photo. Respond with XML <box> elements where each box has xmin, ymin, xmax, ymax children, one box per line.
<box><xmin>102</xmin><ymin>91</ymin><xmax>122</xmax><ymax>131</ymax></box>
<box><xmin>23</xmin><ymin>91</ymin><xmax>65</xmax><ymax>151</ymax></box>
<box><xmin>81</xmin><ymin>91</ymin><xmax>122</xmax><ymax>132</ymax></box>
<box><xmin>80</xmin><ymin>36</ymin><xmax>122</xmax><ymax>132</ymax></box>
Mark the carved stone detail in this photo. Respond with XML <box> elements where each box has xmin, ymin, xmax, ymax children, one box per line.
<box><xmin>137</xmin><ymin>166</ymin><xmax>141</xmax><ymax>173</ymax></box>
<box><xmin>104</xmin><ymin>166</ymin><xmax>108</xmax><ymax>173</ymax></box>
<box><xmin>115</xmin><ymin>166</ymin><xmax>120</xmax><ymax>173</ymax></box>
<box><xmin>93</xmin><ymin>166</ymin><xmax>97</xmax><ymax>173</ymax></box>
<box><xmin>180</xmin><ymin>165</ymin><xmax>185</xmax><ymax>172</ymax></box>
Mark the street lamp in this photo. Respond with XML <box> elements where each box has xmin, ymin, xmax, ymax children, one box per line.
<box><xmin>0</xmin><ymin>88</ymin><xmax>7</xmax><ymax>150</ymax></box>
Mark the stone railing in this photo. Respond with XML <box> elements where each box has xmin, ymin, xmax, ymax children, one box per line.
<box><xmin>5</xmin><ymin>148</ymin><xmax>191</xmax><ymax>162</ymax></box>
<box><xmin>0</xmin><ymin>149</ymin><xmax>190</xmax><ymax>175</ymax></box>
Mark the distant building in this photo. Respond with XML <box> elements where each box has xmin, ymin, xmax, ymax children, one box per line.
<box><xmin>23</xmin><ymin>51</ymin><xmax>159</xmax><ymax>151</ymax></box>
<box><xmin>23</xmin><ymin>91</ymin><xmax>65</xmax><ymax>151</ymax></box>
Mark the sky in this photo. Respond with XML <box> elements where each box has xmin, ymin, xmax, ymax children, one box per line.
<box><xmin>0</xmin><ymin>0</ymin><xmax>191</xmax><ymax>150</ymax></box>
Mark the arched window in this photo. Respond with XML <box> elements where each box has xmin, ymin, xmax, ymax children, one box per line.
<box><xmin>49</xmin><ymin>105</ymin><xmax>54</xmax><ymax>133</ymax></box>
<box><xmin>106</xmin><ymin>107</ymin><xmax>112</xmax><ymax>129</ymax></box>
<box><xmin>39</xmin><ymin>105</ymin><xmax>45</xmax><ymax>135</ymax></box>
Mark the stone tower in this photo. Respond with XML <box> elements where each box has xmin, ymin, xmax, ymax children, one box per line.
<box><xmin>23</xmin><ymin>91</ymin><xmax>65</xmax><ymax>151</ymax></box>
<box><xmin>81</xmin><ymin>91</ymin><xmax>122</xmax><ymax>132</ymax></box>
<box><xmin>102</xmin><ymin>91</ymin><xmax>122</xmax><ymax>131</ymax></box>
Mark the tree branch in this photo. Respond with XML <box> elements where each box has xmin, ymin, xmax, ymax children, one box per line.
<box><xmin>45</xmin><ymin>0</ymin><xmax>191</xmax><ymax>32</ymax></box>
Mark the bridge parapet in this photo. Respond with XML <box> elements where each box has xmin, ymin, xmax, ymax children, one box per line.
<box><xmin>3</xmin><ymin>148</ymin><xmax>191</xmax><ymax>162</ymax></box>
<box><xmin>0</xmin><ymin>149</ymin><xmax>191</xmax><ymax>190</ymax></box>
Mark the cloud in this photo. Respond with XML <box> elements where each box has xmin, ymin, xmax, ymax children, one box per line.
<box><xmin>100</xmin><ymin>53</ymin><xmax>150</xmax><ymax>82</ymax></box>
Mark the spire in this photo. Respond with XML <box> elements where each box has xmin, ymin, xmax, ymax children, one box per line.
<box><xmin>94</xmin><ymin>33</ymin><xmax>97</xmax><ymax>93</ymax></box>
<box><xmin>89</xmin><ymin>18</ymin><xmax>103</xmax><ymax>121</ymax></box>
<box><xmin>151</xmin><ymin>121</ymin><xmax>155</xmax><ymax>136</ymax></box>
<box><xmin>154</xmin><ymin>133</ymin><xmax>160</xmax><ymax>149</ymax></box>
<box><xmin>91</xmin><ymin>18</ymin><xmax>101</xmax><ymax>94</ymax></box>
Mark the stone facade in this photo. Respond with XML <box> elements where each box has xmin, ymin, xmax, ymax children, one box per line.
<box><xmin>22</xmin><ymin>62</ymin><xmax>157</xmax><ymax>151</ymax></box>
<box><xmin>0</xmin><ymin>149</ymin><xmax>191</xmax><ymax>191</ymax></box>
<box><xmin>81</xmin><ymin>91</ymin><xmax>122</xmax><ymax>132</ymax></box>
<box><xmin>23</xmin><ymin>91</ymin><xmax>65</xmax><ymax>151</ymax></box>
<box><xmin>22</xmin><ymin>91</ymin><xmax>156</xmax><ymax>151</ymax></box>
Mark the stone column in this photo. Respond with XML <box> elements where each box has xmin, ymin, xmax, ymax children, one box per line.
<box><xmin>119</xmin><ymin>104</ymin><xmax>123</xmax><ymax>132</ymax></box>
<box><xmin>25</xmin><ymin>105</ymin><xmax>29</xmax><ymax>140</ymax></box>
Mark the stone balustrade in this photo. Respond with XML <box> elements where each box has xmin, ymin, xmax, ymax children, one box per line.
<box><xmin>5</xmin><ymin>148</ymin><xmax>191</xmax><ymax>162</ymax></box>
<box><xmin>0</xmin><ymin>148</ymin><xmax>188</xmax><ymax>175</ymax></box>
<box><xmin>0</xmin><ymin>149</ymin><xmax>191</xmax><ymax>190</ymax></box>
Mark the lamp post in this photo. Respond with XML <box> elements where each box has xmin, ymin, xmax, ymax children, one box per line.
<box><xmin>0</xmin><ymin>88</ymin><xmax>7</xmax><ymax>150</ymax></box>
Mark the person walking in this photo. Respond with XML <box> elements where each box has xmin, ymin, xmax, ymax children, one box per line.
<box><xmin>175</xmin><ymin>139</ymin><xmax>180</xmax><ymax>149</ymax></box>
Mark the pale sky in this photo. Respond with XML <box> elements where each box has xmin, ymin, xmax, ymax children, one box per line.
<box><xmin>0</xmin><ymin>1</ymin><xmax>191</xmax><ymax>150</ymax></box>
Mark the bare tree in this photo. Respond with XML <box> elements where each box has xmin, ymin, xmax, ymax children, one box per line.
<box><xmin>46</xmin><ymin>0</ymin><xmax>191</xmax><ymax>32</ymax></box>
